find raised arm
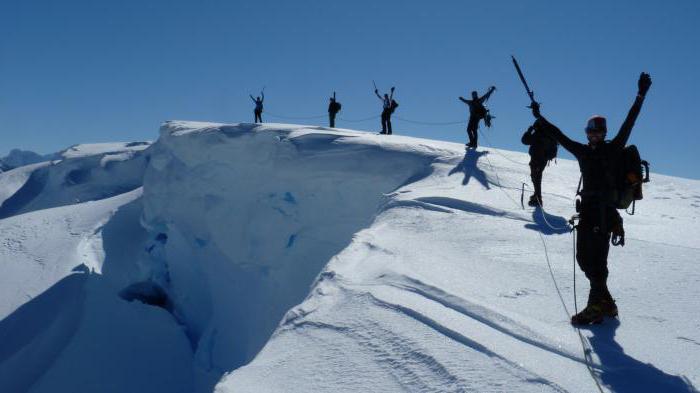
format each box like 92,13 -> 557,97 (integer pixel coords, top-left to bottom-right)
611,73 -> 651,148
479,86 -> 496,103
374,89 -> 383,100
249,95 -> 256,102
531,103 -> 585,157
389,86 -> 395,101
458,96 -> 469,104
260,91 -> 265,102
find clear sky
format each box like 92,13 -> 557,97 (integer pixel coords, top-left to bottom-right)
1,0 -> 698,179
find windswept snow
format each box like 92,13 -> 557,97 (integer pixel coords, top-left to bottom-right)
0,142 -> 151,219
1,122 -> 698,392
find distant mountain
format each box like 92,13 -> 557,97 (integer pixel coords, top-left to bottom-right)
0,148 -> 59,170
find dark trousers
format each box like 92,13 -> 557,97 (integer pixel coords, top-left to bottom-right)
381,110 -> 392,134
529,161 -> 545,197
329,113 -> 336,128
467,116 -> 480,146
254,110 -> 262,123
576,207 -> 619,305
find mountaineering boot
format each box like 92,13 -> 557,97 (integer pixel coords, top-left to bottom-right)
528,194 -> 543,207
600,298 -> 618,318
571,304 -> 605,325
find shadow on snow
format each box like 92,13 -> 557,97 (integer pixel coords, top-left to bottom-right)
448,149 -> 490,189
524,206 -> 570,235
582,319 -> 697,393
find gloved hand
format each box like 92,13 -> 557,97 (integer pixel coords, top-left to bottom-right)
391,86 -> 395,92
638,72 -> 652,97
490,85 -> 497,91
374,89 -> 378,94
530,101 -> 541,119
611,222 -> 625,246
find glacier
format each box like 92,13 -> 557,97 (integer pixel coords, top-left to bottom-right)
1,121 -> 698,392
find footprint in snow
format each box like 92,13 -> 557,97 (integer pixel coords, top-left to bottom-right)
499,288 -> 536,299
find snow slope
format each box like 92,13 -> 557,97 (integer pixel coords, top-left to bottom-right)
1,122 -> 698,392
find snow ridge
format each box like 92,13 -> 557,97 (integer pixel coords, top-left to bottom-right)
1,121 -> 698,393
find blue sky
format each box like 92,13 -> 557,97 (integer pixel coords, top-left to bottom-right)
1,0 -> 698,179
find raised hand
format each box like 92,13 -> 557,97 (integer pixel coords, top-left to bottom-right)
638,72 -> 652,97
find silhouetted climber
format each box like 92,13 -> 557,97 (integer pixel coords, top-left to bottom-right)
328,92 -> 342,128
459,86 -> 496,148
375,86 -> 396,134
521,122 -> 558,206
531,72 -> 652,325
250,91 -> 264,123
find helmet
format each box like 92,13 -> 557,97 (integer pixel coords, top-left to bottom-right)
585,115 -> 607,134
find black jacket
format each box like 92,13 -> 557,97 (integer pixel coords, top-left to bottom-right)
535,95 -> 645,215
521,126 -> 557,164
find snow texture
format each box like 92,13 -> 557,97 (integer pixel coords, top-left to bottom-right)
1,121 -> 698,393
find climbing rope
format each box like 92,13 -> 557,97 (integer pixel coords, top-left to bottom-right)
478,128 -> 531,166
265,112 -> 327,121
478,129 -> 605,393
338,114 -> 380,123
394,116 -> 465,126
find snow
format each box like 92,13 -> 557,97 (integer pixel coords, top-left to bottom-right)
1,121 -> 698,392
0,149 -> 57,170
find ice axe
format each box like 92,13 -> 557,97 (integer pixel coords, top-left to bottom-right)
511,55 -> 539,109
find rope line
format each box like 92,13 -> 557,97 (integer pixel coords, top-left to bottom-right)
265,112 -> 327,120
478,129 -> 605,393
338,114 -> 380,122
394,116 -> 466,126
478,129 -> 531,166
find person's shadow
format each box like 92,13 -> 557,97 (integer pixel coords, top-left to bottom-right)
582,319 -> 697,392
448,149 -> 490,189
524,206 -> 570,235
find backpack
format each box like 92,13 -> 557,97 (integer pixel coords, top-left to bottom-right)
612,145 -> 650,211
390,99 -> 399,113
330,102 -> 341,113
542,134 -> 558,162
474,102 -> 488,119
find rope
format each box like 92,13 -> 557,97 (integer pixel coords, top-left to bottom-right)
478,129 -> 605,393
573,226 -> 578,317
478,128 -> 531,166
265,112 -> 327,120
394,116 -> 466,126
338,114 -> 381,123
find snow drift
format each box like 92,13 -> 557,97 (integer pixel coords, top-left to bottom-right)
1,121 -> 698,393
0,142 -> 150,219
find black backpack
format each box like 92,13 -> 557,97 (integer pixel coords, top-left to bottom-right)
390,99 -> 399,113
542,135 -> 558,162
612,145 -> 650,211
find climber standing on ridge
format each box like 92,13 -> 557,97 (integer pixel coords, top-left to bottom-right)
521,122 -> 558,206
375,86 -> 396,134
328,92 -> 342,128
459,86 -> 496,148
530,72 -> 652,325
250,91 -> 264,123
